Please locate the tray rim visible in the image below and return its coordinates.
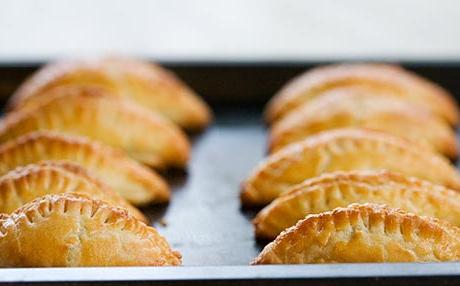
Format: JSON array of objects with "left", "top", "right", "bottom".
[{"left": 0, "top": 263, "right": 459, "bottom": 283}]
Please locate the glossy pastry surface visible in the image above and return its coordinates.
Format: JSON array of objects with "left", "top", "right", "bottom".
[
  {"left": 242, "top": 129, "right": 460, "bottom": 206},
  {"left": 254, "top": 170, "right": 460, "bottom": 239},
  {"left": 0, "top": 194, "right": 181, "bottom": 267},
  {"left": 8, "top": 57, "right": 212, "bottom": 130},
  {"left": 0, "top": 131, "right": 169, "bottom": 206},
  {"left": 0, "top": 161, "right": 146, "bottom": 222},
  {"left": 265, "top": 64, "right": 458, "bottom": 125},
  {"left": 0, "top": 86, "right": 190, "bottom": 168},
  {"left": 252, "top": 203, "right": 460, "bottom": 264},
  {"left": 269, "top": 88, "right": 457, "bottom": 158}
]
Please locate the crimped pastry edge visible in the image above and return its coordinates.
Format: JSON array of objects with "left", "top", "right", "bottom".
[
  {"left": 252, "top": 170, "right": 460, "bottom": 239},
  {"left": 8, "top": 57, "right": 213, "bottom": 131},
  {"left": 0, "top": 86, "right": 191, "bottom": 169},
  {"left": 0, "top": 193, "right": 181, "bottom": 266},
  {"left": 268, "top": 90, "right": 458, "bottom": 158},
  {"left": 0, "top": 131, "right": 171, "bottom": 206},
  {"left": 251, "top": 203, "right": 460, "bottom": 264},
  {"left": 0, "top": 160, "right": 147, "bottom": 222},
  {"left": 264, "top": 63, "right": 459, "bottom": 125},
  {"left": 241, "top": 128, "right": 460, "bottom": 206}
]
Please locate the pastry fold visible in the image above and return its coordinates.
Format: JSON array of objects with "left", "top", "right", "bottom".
[
  {"left": 254, "top": 170, "right": 460, "bottom": 239},
  {"left": 252, "top": 203, "right": 460, "bottom": 264},
  {"left": 265, "top": 64, "right": 459, "bottom": 125},
  {"left": 8, "top": 57, "right": 212, "bottom": 131},
  {"left": 0, "top": 194, "right": 181, "bottom": 266},
  {"left": 269, "top": 88, "right": 457, "bottom": 158},
  {"left": 241, "top": 129, "right": 460, "bottom": 206},
  {"left": 0, "top": 86, "right": 190, "bottom": 168},
  {"left": 0, "top": 131, "right": 169, "bottom": 206},
  {"left": 0, "top": 161, "right": 146, "bottom": 222}
]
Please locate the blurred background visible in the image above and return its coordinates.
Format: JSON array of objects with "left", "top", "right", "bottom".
[
  {"left": 1, "top": 0, "right": 459, "bottom": 63},
  {"left": 1, "top": 0, "right": 460, "bottom": 106}
]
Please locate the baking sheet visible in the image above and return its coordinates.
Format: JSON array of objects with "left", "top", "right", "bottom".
[
  {"left": 0, "top": 62, "right": 459, "bottom": 284},
  {"left": 150, "top": 107, "right": 265, "bottom": 265}
]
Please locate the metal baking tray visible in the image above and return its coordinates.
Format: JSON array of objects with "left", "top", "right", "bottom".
[{"left": 0, "top": 61, "right": 459, "bottom": 285}]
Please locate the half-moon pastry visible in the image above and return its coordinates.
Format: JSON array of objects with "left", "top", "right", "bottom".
[
  {"left": 265, "top": 64, "right": 459, "bottom": 125},
  {"left": 241, "top": 128, "right": 460, "bottom": 206},
  {"left": 8, "top": 57, "right": 212, "bottom": 131},
  {"left": 269, "top": 88, "right": 457, "bottom": 158},
  {"left": 252, "top": 204, "right": 460, "bottom": 264},
  {"left": 0, "top": 131, "right": 169, "bottom": 206},
  {"left": 254, "top": 170, "right": 460, "bottom": 239},
  {"left": 0, "top": 85, "right": 190, "bottom": 168},
  {"left": 0, "top": 161, "right": 146, "bottom": 222},
  {"left": 0, "top": 194, "right": 181, "bottom": 266}
]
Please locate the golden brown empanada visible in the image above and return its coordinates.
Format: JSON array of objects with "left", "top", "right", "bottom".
[
  {"left": 254, "top": 170, "right": 460, "bottom": 239},
  {"left": 0, "top": 85, "right": 190, "bottom": 168},
  {"left": 252, "top": 203, "right": 460, "bottom": 264},
  {"left": 241, "top": 128, "right": 460, "bottom": 206},
  {"left": 269, "top": 88, "right": 457, "bottom": 158},
  {"left": 0, "top": 194, "right": 181, "bottom": 266},
  {"left": 0, "top": 131, "right": 169, "bottom": 206},
  {"left": 265, "top": 64, "right": 459, "bottom": 125},
  {"left": 8, "top": 57, "right": 212, "bottom": 131},
  {"left": 0, "top": 161, "right": 146, "bottom": 222}
]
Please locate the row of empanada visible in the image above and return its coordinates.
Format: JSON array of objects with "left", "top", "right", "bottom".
[
  {"left": 3, "top": 57, "right": 213, "bottom": 169},
  {"left": 244, "top": 63, "right": 460, "bottom": 264},
  {"left": 0, "top": 157, "right": 180, "bottom": 266},
  {"left": 0, "top": 56, "right": 213, "bottom": 206},
  {"left": 266, "top": 64, "right": 459, "bottom": 158},
  {"left": 0, "top": 56, "right": 213, "bottom": 266}
]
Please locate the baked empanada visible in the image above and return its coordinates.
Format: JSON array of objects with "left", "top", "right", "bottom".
[
  {"left": 241, "top": 129, "right": 460, "bottom": 206},
  {"left": 0, "top": 161, "right": 146, "bottom": 222},
  {"left": 0, "top": 85, "right": 190, "bottom": 168},
  {"left": 269, "top": 88, "right": 457, "bottom": 158},
  {"left": 8, "top": 57, "right": 212, "bottom": 131},
  {"left": 265, "top": 64, "right": 458, "bottom": 125},
  {"left": 254, "top": 170, "right": 460, "bottom": 239},
  {"left": 0, "top": 194, "right": 181, "bottom": 266},
  {"left": 252, "top": 203, "right": 460, "bottom": 264},
  {"left": 0, "top": 131, "right": 169, "bottom": 206}
]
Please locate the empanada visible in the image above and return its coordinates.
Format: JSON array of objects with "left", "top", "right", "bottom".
[
  {"left": 8, "top": 57, "right": 212, "bottom": 131},
  {"left": 0, "top": 161, "right": 146, "bottom": 222},
  {"left": 269, "top": 88, "right": 457, "bottom": 158},
  {"left": 265, "top": 64, "right": 458, "bottom": 125},
  {"left": 254, "top": 170, "right": 460, "bottom": 239},
  {"left": 0, "top": 131, "right": 169, "bottom": 206},
  {"left": 241, "top": 129, "right": 460, "bottom": 206},
  {"left": 0, "top": 85, "right": 190, "bottom": 168},
  {"left": 252, "top": 203, "right": 460, "bottom": 264},
  {"left": 0, "top": 194, "right": 181, "bottom": 266}
]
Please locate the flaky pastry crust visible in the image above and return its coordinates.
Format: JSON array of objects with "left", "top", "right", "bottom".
[
  {"left": 0, "top": 86, "right": 190, "bottom": 168},
  {"left": 8, "top": 57, "right": 212, "bottom": 131},
  {"left": 265, "top": 64, "right": 458, "bottom": 125},
  {"left": 254, "top": 170, "right": 460, "bottom": 239},
  {"left": 0, "top": 131, "right": 169, "bottom": 206},
  {"left": 269, "top": 88, "right": 457, "bottom": 158},
  {"left": 252, "top": 203, "right": 460, "bottom": 264},
  {"left": 0, "top": 161, "right": 146, "bottom": 222},
  {"left": 241, "top": 129, "right": 460, "bottom": 206},
  {"left": 0, "top": 194, "right": 181, "bottom": 266}
]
